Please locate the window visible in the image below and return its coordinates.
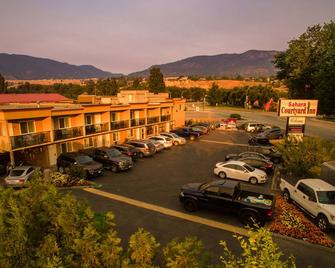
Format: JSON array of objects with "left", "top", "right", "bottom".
[
  {"left": 20, "top": 121, "right": 35, "bottom": 134},
  {"left": 234, "top": 165, "right": 246, "bottom": 172},
  {"left": 85, "top": 114, "right": 93, "bottom": 125},
  {"left": 111, "top": 112, "right": 118, "bottom": 121},
  {"left": 113, "top": 132, "right": 120, "bottom": 142},
  {"left": 224, "top": 164, "right": 235, "bottom": 169},
  {"left": 84, "top": 137, "right": 94, "bottom": 148},
  {"left": 59, "top": 142, "right": 73, "bottom": 153},
  {"left": 297, "top": 183, "right": 308, "bottom": 195},
  {"left": 59, "top": 117, "right": 70, "bottom": 129},
  {"left": 204, "top": 186, "right": 220, "bottom": 195}
]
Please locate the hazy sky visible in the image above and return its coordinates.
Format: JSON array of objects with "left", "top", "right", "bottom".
[{"left": 1, "top": 0, "right": 334, "bottom": 74}]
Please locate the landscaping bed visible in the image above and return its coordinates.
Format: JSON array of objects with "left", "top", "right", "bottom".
[{"left": 269, "top": 196, "right": 335, "bottom": 248}]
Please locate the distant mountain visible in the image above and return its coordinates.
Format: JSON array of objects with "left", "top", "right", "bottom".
[
  {"left": 0, "top": 53, "right": 122, "bottom": 79},
  {"left": 129, "top": 50, "right": 279, "bottom": 78}
]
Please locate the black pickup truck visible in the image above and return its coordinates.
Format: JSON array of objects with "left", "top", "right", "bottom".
[{"left": 179, "top": 179, "right": 275, "bottom": 226}]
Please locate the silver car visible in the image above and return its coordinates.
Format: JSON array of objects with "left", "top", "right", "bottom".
[
  {"left": 146, "top": 139, "right": 164, "bottom": 152},
  {"left": 149, "top": 135, "right": 173, "bottom": 149},
  {"left": 4, "top": 166, "right": 39, "bottom": 187},
  {"left": 160, "top": 132, "right": 186, "bottom": 145}
]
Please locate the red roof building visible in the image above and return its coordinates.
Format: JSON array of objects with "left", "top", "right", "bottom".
[{"left": 0, "top": 93, "right": 71, "bottom": 104}]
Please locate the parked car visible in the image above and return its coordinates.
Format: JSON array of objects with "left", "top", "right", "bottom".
[
  {"left": 126, "top": 140, "right": 156, "bottom": 158},
  {"left": 56, "top": 152, "right": 103, "bottom": 178},
  {"left": 244, "top": 122, "right": 264, "bottom": 133},
  {"left": 190, "top": 126, "right": 208, "bottom": 135},
  {"left": 194, "top": 122, "right": 215, "bottom": 130},
  {"left": 146, "top": 139, "right": 164, "bottom": 152},
  {"left": 256, "top": 127, "right": 285, "bottom": 139},
  {"left": 225, "top": 151, "right": 271, "bottom": 162},
  {"left": 149, "top": 135, "right": 173, "bottom": 149},
  {"left": 237, "top": 157, "right": 274, "bottom": 174},
  {"left": 249, "top": 146, "right": 282, "bottom": 164},
  {"left": 111, "top": 144, "right": 140, "bottom": 162},
  {"left": 0, "top": 150, "right": 10, "bottom": 175},
  {"left": 214, "top": 160, "right": 268, "bottom": 184},
  {"left": 255, "top": 124, "right": 272, "bottom": 133},
  {"left": 80, "top": 147, "right": 133, "bottom": 172},
  {"left": 280, "top": 178, "right": 335, "bottom": 231},
  {"left": 171, "top": 127, "right": 201, "bottom": 141},
  {"left": 4, "top": 166, "right": 40, "bottom": 187},
  {"left": 179, "top": 179, "right": 275, "bottom": 226},
  {"left": 248, "top": 136, "right": 273, "bottom": 146},
  {"left": 160, "top": 132, "right": 186, "bottom": 145}
]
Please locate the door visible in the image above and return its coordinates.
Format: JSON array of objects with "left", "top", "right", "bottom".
[
  {"left": 222, "top": 164, "right": 235, "bottom": 178},
  {"left": 233, "top": 164, "right": 249, "bottom": 181},
  {"left": 294, "top": 182, "right": 309, "bottom": 207},
  {"left": 200, "top": 186, "right": 221, "bottom": 209}
]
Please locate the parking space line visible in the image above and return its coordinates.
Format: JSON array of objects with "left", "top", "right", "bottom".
[
  {"left": 200, "top": 139, "right": 249, "bottom": 147},
  {"left": 83, "top": 188, "right": 249, "bottom": 236}
]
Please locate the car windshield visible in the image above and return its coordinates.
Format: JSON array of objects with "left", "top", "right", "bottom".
[
  {"left": 244, "top": 164, "right": 255, "bottom": 172},
  {"left": 75, "top": 155, "right": 93, "bottom": 165},
  {"left": 317, "top": 191, "right": 335, "bottom": 204},
  {"left": 9, "top": 169, "right": 25, "bottom": 176},
  {"left": 107, "top": 149, "right": 122, "bottom": 157}
]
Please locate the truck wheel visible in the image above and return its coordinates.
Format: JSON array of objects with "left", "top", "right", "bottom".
[
  {"left": 190, "top": 135, "right": 195, "bottom": 141},
  {"left": 183, "top": 199, "right": 198, "bottom": 212},
  {"left": 111, "top": 165, "right": 118, "bottom": 173},
  {"left": 218, "top": 171, "right": 226, "bottom": 179},
  {"left": 249, "top": 177, "right": 258, "bottom": 185},
  {"left": 283, "top": 190, "right": 291, "bottom": 202},
  {"left": 316, "top": 215, "right": 329, "bottom": 231},
  {"left": 241, "top": 211, "right": 260, "bottom": 227}
]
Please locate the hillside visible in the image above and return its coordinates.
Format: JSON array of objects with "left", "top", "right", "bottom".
[
  {"left": 0, "top": 53, "right": 122, "bottom": 79},
  {"left": 130, "top": 50, "right": 279, "bottom": 78}
]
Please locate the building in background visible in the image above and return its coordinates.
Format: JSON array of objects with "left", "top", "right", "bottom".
[{"left": 0, "top": 91, "right": 185, "bottom": 168}]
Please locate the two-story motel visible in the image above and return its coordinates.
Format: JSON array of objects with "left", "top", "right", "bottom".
[{"left": 0, "top": 90, "right": 185, "bottom": 168}]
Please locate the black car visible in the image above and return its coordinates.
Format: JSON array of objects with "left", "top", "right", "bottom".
[
  {"left": 248, "top": 136, "right": 273, "bottom": 146},
  {"left": 0, "top": 151, "right": 10, "bottom": 175},
  {"left": 111, "top": 144, "right": 140, "bottom": 162},
  {"left": 81, "top": 147, "right": 133, "bottom": 172},
  {"left": 248, "top": 146, "right": 282, "bottom": 164},
  {"left": 56, "top": 152, "right": 103, "bottom": 178},
  {"left": 179, "top": 180, "right": 275, "bottom": 226},
  {"left": 171, "top": 127, "right": 201, "bottom": 140},
  {"left": 225, "top": 151, "right": 271, "bottom": 162},
  {"left": 256, "top": 127, "right": 285, "bottom": 139},
  {"left": 238, "top": 157, "right": 274, "bottom": 174}
]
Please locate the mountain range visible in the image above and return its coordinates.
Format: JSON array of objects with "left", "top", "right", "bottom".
[
  {"left": 0, "top": 53, "right": 121, "bottom": 80},
  {"left": 0, "top": 50, "right": 279, "bottom": 80},
  {"left": 129, "top": 50, "right": 279, "bottom": 78}
]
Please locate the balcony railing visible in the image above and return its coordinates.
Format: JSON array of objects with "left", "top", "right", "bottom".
[
  {"left": 111, "top": 120, "right": 129, "bottom": 130},
  {"left": 147, "top": 116, "right": 160, "bottom": 124},
  {"left": 11, "top": 131, "right": 51, "bottom": 149},
  {"left": 161, "top": 115, "right": 171, "bottom": 122},
  {"left": 130, "top": 118, "right": 146, "bottom": 127},
  {"left": 85, "top": 123, "right": 109, "bottom": 135},
  {"left": 53, "top": 126, "right": 83, "bottom": 141}
]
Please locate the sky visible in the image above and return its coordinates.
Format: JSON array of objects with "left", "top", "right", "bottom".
[{"left": 1, "top": 0, "right": 334, "bottom": 74}]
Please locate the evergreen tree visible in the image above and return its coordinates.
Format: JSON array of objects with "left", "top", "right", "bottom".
[
  {"left": 0, "top": 73, "right": 6, "bottom": 92},
  {"left": 148, "top": 67, "right": 166, "bottom": 93}
]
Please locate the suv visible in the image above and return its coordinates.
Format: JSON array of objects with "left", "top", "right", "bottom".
[
  {"left": 256, "top": 127, "right": 284, "bottom": 139},
  {"left": 111, "top": 144, "right": 140, "bottom": 162},
  {"left": 171, "top": 127, "right": 201, "bottom": 140},
  {"left": 57, "top": 152, "right": 103, "bottom": 178},
  {"left": 126, "top": 140, "right": 156, "bottom": 158},
  {"left": 80, "top": 147, "right": 133, "bottom": 172},
  {"left": 245, "top": 123, "right": 263, "bottom": 133}
]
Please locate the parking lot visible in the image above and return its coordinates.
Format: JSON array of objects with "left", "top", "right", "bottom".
[{"left": 68, "top": 130, "right": 335, "bottom": 267}]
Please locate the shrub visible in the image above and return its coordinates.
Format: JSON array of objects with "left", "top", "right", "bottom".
[
  {"left": 229, "top": 113, "right": 242, "bottom": 120},
  {"left": 68, "top": 164, "right": 87, "bottom": 180},
  {"left": 49, "top": 170, "right": 88, "bottom": 187}
]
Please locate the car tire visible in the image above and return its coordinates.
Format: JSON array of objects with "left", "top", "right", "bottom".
[
  {"left": 183, "top": 199, "right": 198, "bottom": 212},
  {"left": 241, "top": 211, "right": 260, "bottom": 227},
  {"left": 249, "top": 177, "right": 258, "bottom": 185},
  {"left": 173, "top": 141, "right": 179, "bottom": 146},
  {"left": 190, "top": 135, "right": 195, "bottom": 141},
  {"left": 111, "top": 165, "right": 118, "bottom": 173},
  {"left": 316, "top": 214, "right": 329, "bottom": 231},
  {"left": 283, "top": 189, "right": 291, "bottom": 202},
  {"left": 218, "top": 171, "right": 226, "bottom": 179},
  {"left": 139, "top": 152, "right": 144, "bottom": 158}
]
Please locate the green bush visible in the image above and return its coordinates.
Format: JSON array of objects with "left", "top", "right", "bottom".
[
  {"left": 229, "top": 113, "right": 242, "bottom": 120},
  {"left": 68, "top": 164, "right": 87, "bottom": 180}
]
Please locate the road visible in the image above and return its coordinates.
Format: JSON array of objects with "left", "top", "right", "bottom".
[{"left": 186, "top": 107, "right": 335, "bottom": 140}]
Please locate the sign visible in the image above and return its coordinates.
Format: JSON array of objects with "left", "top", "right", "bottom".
[
  {"left": 288, "top": 117, "right": 306, "bottom": 125},
  {"left": 278, "top": 99, "right": 318, "bottom": 117}
]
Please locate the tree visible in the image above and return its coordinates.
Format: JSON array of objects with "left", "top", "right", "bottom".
[
  {"left": 274, "top": 21, "right": 335, "bottom": 115},
  {"left": 148, "top": 67, "right": 166, "bottom": 93},
  {"left": 0, "top": 73, "right": 7, "bottom": 92},
  {"left": 206, "top": 83, "right": 222, "bottom": 106}
]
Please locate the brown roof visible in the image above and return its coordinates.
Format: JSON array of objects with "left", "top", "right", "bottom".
[{"left": 0, "top": 93, "right": 70, "bottom": 104}]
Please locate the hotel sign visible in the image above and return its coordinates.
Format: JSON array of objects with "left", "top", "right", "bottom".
[{"left": 278, "top": 99, "right": 318, "bottom": 117}]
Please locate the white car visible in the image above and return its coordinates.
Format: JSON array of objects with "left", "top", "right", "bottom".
[
  {"left": 160, "top": 132, "right": 186, "bottom": 145},
  {"left": 149, "top": 135, "right": 173, "bottom": 149},
  {"left": 214, "top": 160, "right": 267, "bottom": 184}
]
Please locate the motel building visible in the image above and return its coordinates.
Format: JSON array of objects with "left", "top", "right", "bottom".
[{"left": 0, "top": 90, "right": 185, "bottom": 168}]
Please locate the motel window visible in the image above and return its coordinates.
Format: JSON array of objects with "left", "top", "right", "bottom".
[
  {"left": 111, "top": 112, "right": 118, "bottom": 122},
  {"left": 59, "top": 142, "right": 73, "bottom": 153},
  {"left": 20, "top": 120, "right": 35, "bottom": 134},
  {"left": 113, "top": 132, "right": 120, "bottom": 143},
  {"left": 59, "top": 117, "right": 70, "bottom": 129},
  {"left": 85, "top": 114, "right": 94, "bottom": 125},
  {"left": 84, "top": 137, "right": 94, "bottom": 148}
]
